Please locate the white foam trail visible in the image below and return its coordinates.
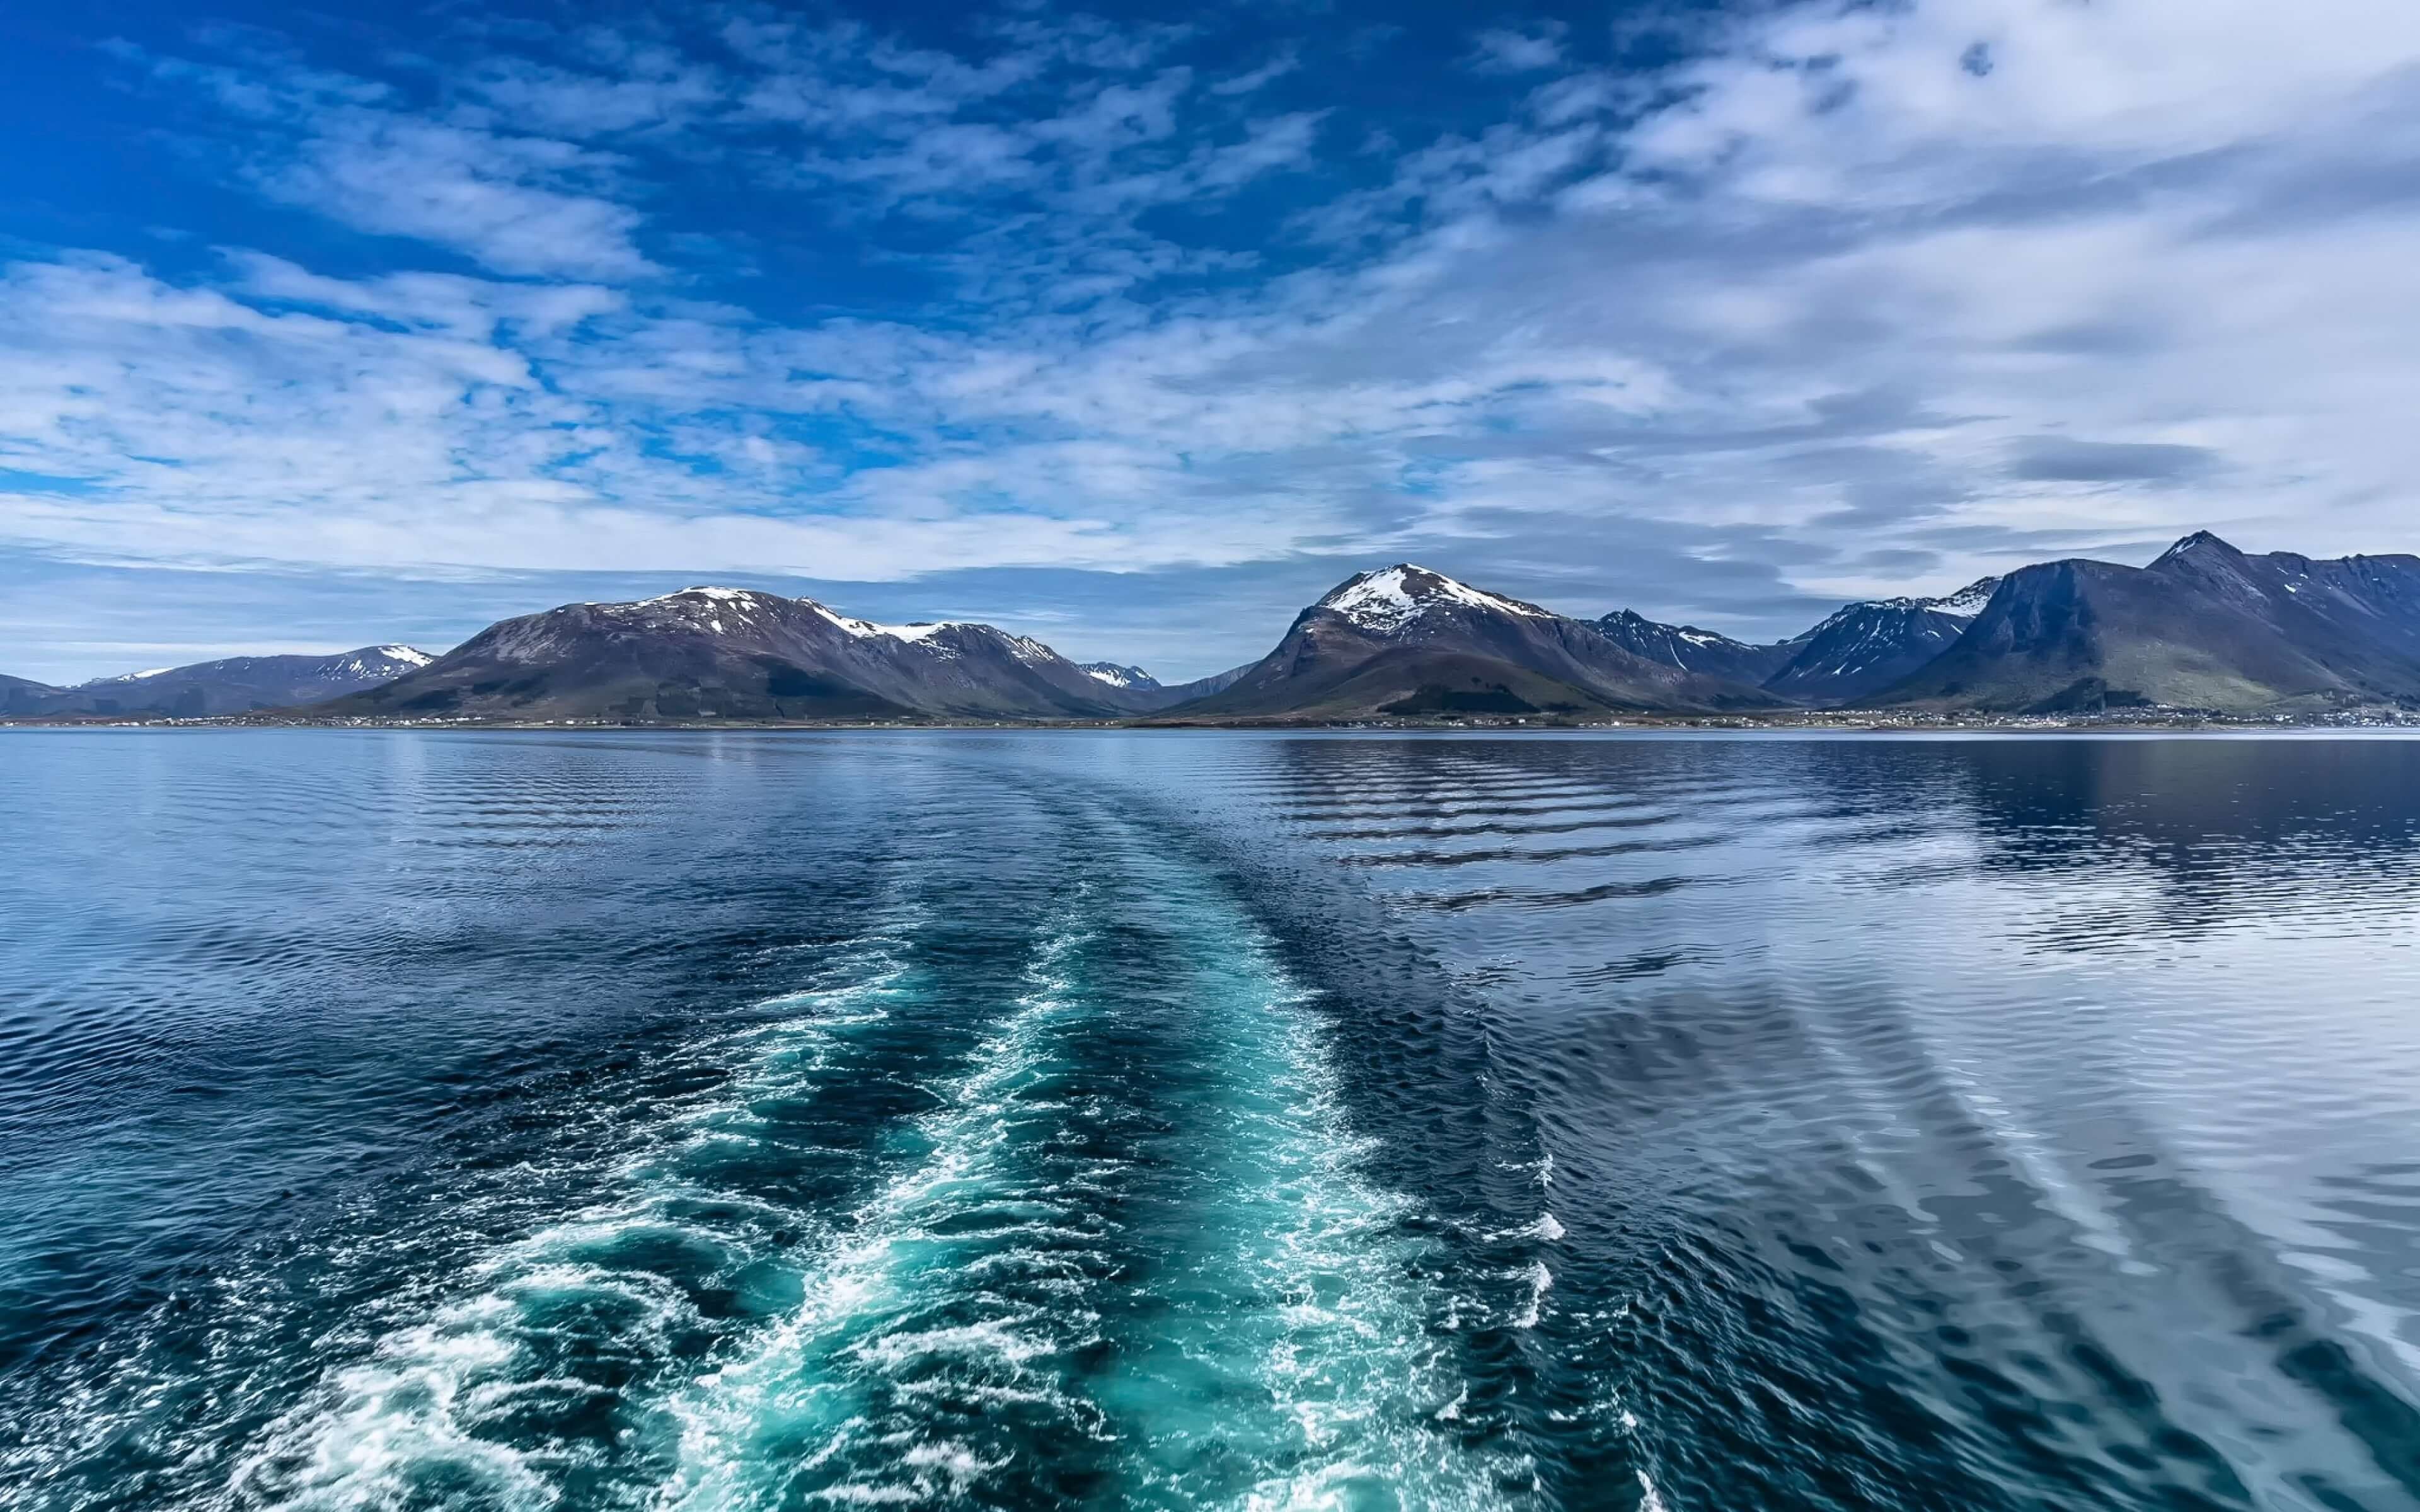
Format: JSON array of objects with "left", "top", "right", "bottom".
[
  {"left": 1489, "top": 1212, "right": 1566, "bottom": 1244},
  {"left": 660, "top": 856, "right": 1530, "bottom": 1511},
  {"left": 659, "top": 919, "right": 1095, "bottom": 1511},
  {"left": 1102, "top": 908, "right": 1528, "bottom": 1510},
  {"left": 228, "top": 923, "right": 923, "bottom": 1511},
  {"left": 1512, "top": 1261, "right": 1554, "bottom": 1329}
]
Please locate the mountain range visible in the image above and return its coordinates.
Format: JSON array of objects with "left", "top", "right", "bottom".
[
  {"left": 311, "top": 588, "right": 1239, "bottom": 723},
  {"left": 1591, "top": 577, "right": 2000, "bottom": 707},
  {"left": 9, "top": 533, "right": 2420, "bottom": 724},
  {"left": 1889, "top": 532, "right": 2420, "bottom": 712},
  {"left": 1, "top": 646, "right": 435, "bottom": 718},
  {"left": 1177, "top": 565, "right": 1777, "bottom": 719}
]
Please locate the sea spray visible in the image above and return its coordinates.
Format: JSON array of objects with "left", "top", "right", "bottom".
[{"left": 227, "top": 915, "right": 936, "bottom": 1510}]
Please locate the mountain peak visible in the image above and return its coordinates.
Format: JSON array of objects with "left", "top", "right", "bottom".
[
  {"left": 1928, "top": 577, "right": 2001, "bottom": 619},
  {"left": 1317, "top": 564, "right": 1552, "bottom": 634},
  {"left": 642, "top": 585, "right": 776, "bottom": 606},
  {"left": 1079, "top": 662, "right": 1158, "bottom": 690},
  {"left": 2153, "top": 530, "right": 2244, "bottom": 566},
  {"left": 806, "top": 602, "right": 955, "bottom": 644},
  {"left": 1597, "top": 608, "right": 1756, "bottom": 650}
]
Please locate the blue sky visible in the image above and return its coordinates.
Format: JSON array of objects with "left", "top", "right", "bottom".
[{"left": 4, "top": 0, "right": 2419, "bottom": 682}]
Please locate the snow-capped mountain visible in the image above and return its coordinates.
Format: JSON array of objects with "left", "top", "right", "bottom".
[
  {"left": 1760, "top": 578, "right": 2001, "bottom": 705},
  {"left": 319, "top": 587, "right": 1174, "bottom": 722},
  {"left": 1070, "top": 660, "right": 1264, "bottom": 710},
  {"left": 1317, "top": 564, "right": 1554, "bottom": 635},
  {"left": 323, "top": 646, "right": 436, "bottom": 681},
  {"left": 1589, "top": 609, "right": 1796, "bottom": 687},
  {"left": 24, "top": 534, "right": 2420, "bottom": 725},
  {"left": 1170, "top": 564, "right": 1783, "bottom": 719},
  {"left": 8, "top": 645, "right": 441, "bottom": 718},
  {"left": 1078, "top": 662, "right": 1159, "bottom": 691},
  {"left": 1589, "top": 581, "right": 1999, "bottom": 707}
]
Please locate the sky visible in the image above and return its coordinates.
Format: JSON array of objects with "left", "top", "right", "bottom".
[{"left": 3, "top": 0, "right": 2419, "bottom": 682}]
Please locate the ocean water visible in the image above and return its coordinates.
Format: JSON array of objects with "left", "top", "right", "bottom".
[{"left": 4, "top": 731, "right": 2420, "bottom": 1511}]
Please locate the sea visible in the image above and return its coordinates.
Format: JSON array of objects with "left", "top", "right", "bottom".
[{"left": 4, "top": 728, "right": 2420, "bottom": 1511}]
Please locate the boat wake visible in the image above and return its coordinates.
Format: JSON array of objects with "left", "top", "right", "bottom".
[{"left": 182, "top": 820, "right": 1521, "bottom": 1511}]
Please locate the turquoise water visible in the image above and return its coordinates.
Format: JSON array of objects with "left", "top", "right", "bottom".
[{"left": 7, "top": 730, "right": 2420, "bottom": 1509}]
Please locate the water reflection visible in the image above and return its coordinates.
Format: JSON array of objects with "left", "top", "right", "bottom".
[{"left": 4, "top": 730, "right": 2419, "bottom": 1511}]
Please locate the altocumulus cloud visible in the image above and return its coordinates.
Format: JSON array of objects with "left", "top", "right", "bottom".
[{"left": 3, "top": 0, "right": 2420, "bottom": 678}]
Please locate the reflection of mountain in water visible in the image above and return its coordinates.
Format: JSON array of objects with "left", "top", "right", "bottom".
[
  {"left": 1937, "top": 737, "right": 2420, "bottom": 946},
  {"left": 1168, "top": 731, "right": 2420, "bottom": 1511}
]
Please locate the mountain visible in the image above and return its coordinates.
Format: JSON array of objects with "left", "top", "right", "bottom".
[
  {"left": 1590, "top": 579, "right": 1998, "bottom": 707},
  {"left": 1760, "top": 578, "right": 2000, "bottom": 706},
  {"left": 21, "top": 534, "right": 2420, "bottom": 727},
  {"left": 315, "top": 587, "right": 1172, "bottom": 722},
  {"left": 1, "top": 672, "right": 65, "bottom": 716},
  {"left": 1589, "top": 610, "right": 1795, "bottom": 686},
  {"left": 9, "top": 646, "right": 436, "bottom": 718},
  {"left": 1881, "top": 534, "right": 2420, "bottom": 712},
  {"left": 1073, "top": 660, "right": 1258, "bottom": 711},
  {"left": 1163, "top": 663, "right": 1254, "bottom": 702},
  {"left": 1078, "top": 662, "right": 1158, "bottom": 692},
  {"left": 1168, "top": 564, "right": 1782, "bottom": 720}
]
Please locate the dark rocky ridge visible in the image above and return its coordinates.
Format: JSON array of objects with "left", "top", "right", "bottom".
[
  {"left": 1882, "top": 534, "right": 2420, "bottom": 712},
  {"left": 1589, "top": 610, "right": 1794, "bottom": 687},
  {"left": 318, "top": 588, "right": 1173, "bottom": 722},
  {"left": 5, "top": 647, "right": 435, "bottom": 718},
  {"left": 1, "top": 672, "right": 65, "bottom": 716},
  {"left": 16, "top": 534, "right": 2420, "bottom": 726},
  {"left": 1761, "top": 579, "right": 1999, "bottom": 705},
  {"left": 1594, "top": 580, "right": 1998, "bottom": 708},
  {"left": 1172, "top": 565, "right": 1783, "bottom": 720}
]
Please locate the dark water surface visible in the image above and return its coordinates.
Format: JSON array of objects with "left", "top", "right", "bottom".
[{"left": 5, "top": 730, "right": 2420, "bottom": 1511}]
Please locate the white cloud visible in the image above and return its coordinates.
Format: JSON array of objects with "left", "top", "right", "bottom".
[
  {"left": 1469, "top": 25, "right": 1567, "bottom": 74},
  {"left": 124, "top": 39, "right": 664, "bottom": 282},
  {"left": 263, "top": 115, "right": 659, "bottom": 281},
  {"left": 0, "top": 253, "right": 1362, "bottom": 583},
  {"left": 1208, "top": 50, "right": 1298, "bottom": 96},
  {"left": 14, "top": 0, "right": 2420, "bottom": 646},
  {"left": 451, "top": 51, "right": 723, "bottom": 136}
]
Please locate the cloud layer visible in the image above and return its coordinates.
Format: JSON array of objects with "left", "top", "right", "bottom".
[{"left": 4, "top": 0, "right": 2420, "bottom": 679}]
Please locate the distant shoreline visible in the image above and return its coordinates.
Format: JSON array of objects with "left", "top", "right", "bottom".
[{"left": 8, "top": 710, "right": 2420, "bottom": 735}]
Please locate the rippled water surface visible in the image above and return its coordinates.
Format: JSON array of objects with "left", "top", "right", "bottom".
[{"left": 6, "top": 729, "right": 2420, "bottom": 1511}]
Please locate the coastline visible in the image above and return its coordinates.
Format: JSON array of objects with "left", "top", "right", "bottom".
[{"left": 8, "top": 708, "right": 2420, "bottom": 735}]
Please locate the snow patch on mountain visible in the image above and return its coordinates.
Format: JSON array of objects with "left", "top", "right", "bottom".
[
  {"left": 638, "top": 587, "right": 771, "bottom": 611},
  {"left": 1779, "top": 578, "right": 2003, "bottom": 684},
  {"left": 321, "top": 646, "right": 439, "bottom": 680},
  {"left": 809, "top": 603, "right": 954, "bottom": 644},
  {"left": 1003, "top": 633, "right": 1055, "bottom": 666},
  {"left": 1929, "top": 578, "right": 2001, "bottom": 619},
  {"left": 1321, "top": 564, "right": 1550, "bottom": 634},
  {"left": 594, "top": 587, "right": 783, "bottom": 638},
  {"left": 1080, "top": 663, "right": 1155, "bottom": 689}
]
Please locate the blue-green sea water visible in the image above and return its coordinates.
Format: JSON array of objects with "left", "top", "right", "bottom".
[{"left": 6, "top": 730, "right": 2420, "bottom": 1510}]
